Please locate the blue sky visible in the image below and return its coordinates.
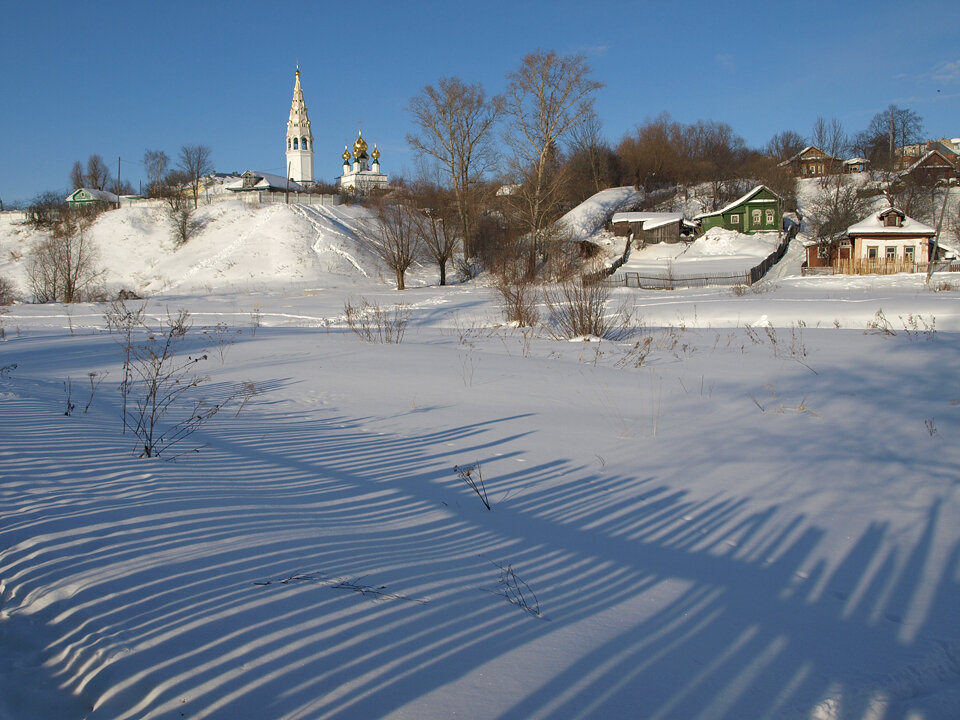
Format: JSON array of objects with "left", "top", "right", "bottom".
[{"left": 2, "top": 0, "right": 958, "bottom": 204}]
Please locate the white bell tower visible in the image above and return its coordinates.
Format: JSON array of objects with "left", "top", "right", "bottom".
[{"left": 285, "top": 65, "right": 314, "bottom": 185}]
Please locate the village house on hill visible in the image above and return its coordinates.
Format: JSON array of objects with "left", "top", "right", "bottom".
[
  {"left": 898, "top": 148, "right": 959, "bottom": 185},
  {"left": 66, "top": 188, "right": 119, "bottom": 209},
  {"left": 803, "top": 207, "right": 937, "bottom": 275},
  {"left": 611, "top": 212, "right": 696, "bottom": 246},
  {"left": 779, "top": 146, "right": 841, "bottom": 178},
  {"left": 694, "top": 185, "right": 783, "bottom": 234}
]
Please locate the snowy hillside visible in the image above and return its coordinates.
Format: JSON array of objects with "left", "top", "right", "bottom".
[{"left": 0, "top": 201, "right": 413, "bottom": 299}]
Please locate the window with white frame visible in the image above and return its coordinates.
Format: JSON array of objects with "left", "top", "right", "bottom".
[
  {"left": 752, "top": 209, "right": 761, "bottom": 225},
  {"left": 904, "top": 246, "right": 915, "bottom": 263},
  {"left": 885, "top": 246, "right": 896, "bottom": 260},
  {"left": 765, "top": 209, "right": 774, "bottom": 225},
  {"left": 731, "top": 214, "right": 740, "bottom": 224}
]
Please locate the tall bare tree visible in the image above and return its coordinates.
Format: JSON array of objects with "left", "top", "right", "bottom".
[
  {"left": 765, "top": 130, "right": 806, "bottom": 161},
  {"left": 143, "top": 149, "right": 170, "bottom": 197},
  {"left": 178, "top": 144, "right": 213, "bottom": 209},
  {"left": 86, "top": 154, "right": 112, "bottom": 191},
  {"left": 362, "top": 196, "right": 423, "bottom": 290},
  {"left": 407, "top": 77, "right": 500, "bottom": 260},
  {"left": 410, "top": 182, "right": 460, "bottom": 286},
  {"left": 28, "top": 208, "right": 103, "bottom": 303},
  {"left": 70, "top": 161, "right": 85, "bottom": 190},
  {"left": 502, "top": 50, "right": 603, "bottom": 275},
  {"left": 855, "top": 105, "right": 924, "bottom": 169}
]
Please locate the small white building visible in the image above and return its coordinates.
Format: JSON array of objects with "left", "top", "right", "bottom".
[
  {"left": 225, "top": 171, "right": 307, "bottom": 194},
  {"left": 846, "top": 207, "right": 935, "bottom": 268},
  {"left": 337, "top": 129, "right": 388, "bottom": 195}
]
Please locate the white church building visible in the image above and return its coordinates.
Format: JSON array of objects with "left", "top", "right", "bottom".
[
  {"left": 285, "top": 66, "right": 314, "bottom": 185},
  {"left": 283, "top": 67, "right": 388, "bottom": 194}
]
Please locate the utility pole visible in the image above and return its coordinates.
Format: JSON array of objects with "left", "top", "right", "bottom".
[{"left": 117, "top": 156, "right": 122, "bottom": 209}]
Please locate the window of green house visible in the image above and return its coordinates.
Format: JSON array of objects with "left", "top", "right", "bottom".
[
  {"left": 731, "top": 214, "right": 739, "bottom": 224},
  {"left": 765, "top": 209, "right": 774, "bottom": 225},
  {"left": 752, "top": 209, "right": 761, "bottom": 225}
]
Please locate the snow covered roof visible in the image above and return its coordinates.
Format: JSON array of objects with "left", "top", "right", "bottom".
[
  {"left": 67, "top": 188, "right": 119, "bottom": 203},
  {"left": 847, "top": 208, "right": 935, "bottom": 236},
  {"left": 843, "top": 157, "right": 869, "bottom": 165},
  {"left": 693, "top": 185, "right": 780, "bottom": 220},
  {"left": 778, "top": 146, "right": 835, "bottom": 166},
  {"left": 225, "top": 171, "right": 307, "bottom": 193},
  {"left": 611, "top": 212, "right": 684, "bottom": 230}
]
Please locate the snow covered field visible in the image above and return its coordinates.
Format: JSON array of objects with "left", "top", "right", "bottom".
[{"left": 1, "top": 198, "right": 959, "bottom": 719}]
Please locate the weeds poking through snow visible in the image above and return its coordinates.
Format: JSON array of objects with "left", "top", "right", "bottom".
[
  {"left": 84, "top": 371, "right": 106, "bottom": 413},
  {"left": 925, "top": 418, "right": 938, "bottom": 437},
  {"left": 453, "top": 462, "right": 491, "bottom": 510},
  {"left": 865, "top": 309, "right": 896, "bottom": 336},
  {"left": 63, "top": 378, "right": 75, "bottom": 416},
  {"left": 250, "top": 306, "right": 263, "bottom": 336},
  {"left": 344, "top": 296, "right": 411, "bottom": 343},
  {"left": 484, "top": 559, "right": 542, "bottom": 618},
  {"left": 900, "top": 314, "right": 936, "bottom": 342},
  {"left": 751, "top": 385, "right": 819, "bottom": 416},
  {"left": 201, "top": 321, "right": 239, "bottom": 365},
  {"left": 253, "top": 571, "right": 428, "bottom": 604}
]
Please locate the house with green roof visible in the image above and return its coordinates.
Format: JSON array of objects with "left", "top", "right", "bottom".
[{"left": 694, "top": 185, "right": 783, "bottom": 234}]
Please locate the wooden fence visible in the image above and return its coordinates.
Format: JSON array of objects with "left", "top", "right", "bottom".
[
  {"left": 802, "top": 259, "right": 960, "bottom": 276},
  {"left": 605, "top": 224, "right": 796, "bottom": 290}
]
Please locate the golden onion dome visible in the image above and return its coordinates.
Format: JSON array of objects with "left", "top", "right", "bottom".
[
  {"left": 353, "top": 131, "right": 368, "bottom": 158},
  {"left": 371, "top": 144, "right": 380, "bottom": 161},
  {"left": 342, "top": 145, "right": 351, "bottom": 162}
]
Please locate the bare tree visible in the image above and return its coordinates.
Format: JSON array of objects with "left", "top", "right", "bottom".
[
  {"left": 407, "top": 77, "right": 500, "bottom": 260},
  {"left": 410, "top": 182, "right": 459, "bottom": 286},
  {"left": 160, "top": 170, "right": 199, "bottom": 246},
  {"left": 617, "top": 113, "right": 681, "bottom": 191},
  {"left": 28, "top": 208, "right": 103, "bottom": 303},
  {"left": 70, "top": 161, "right": 85, "bottom": 190},
  {"left": 765, "top": 130, "right": 806, "bottom": 161},
  {"left": 502, "top": 50, "right": 603, "bottom": 275},
  {"left": 143, "top": 149, "right": 170, "bottom": 197},
  {"left": 564, "top": 113, "right": 618, "bottom": 202},
  {"left": 812, "top": 117, "right": 848, "bottom": 163},
  {"left": 362, "top": 196, "right": 423, "bottom": 290},
  {"left": 178, "top": 144, "right": 213, "bottom": 209},
  {"left": 855, "top": 105, "right": 924, "bottom": 169},
  {"left": 86, "top": 154, "right": 112, "bottom": 191},
  {"left": 807, "top": 180, "right": 871, "bottom": 258}
]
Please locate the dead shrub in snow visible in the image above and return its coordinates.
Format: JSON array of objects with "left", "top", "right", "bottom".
[
  {"left": 0, "top": 276, "right": 18, "bottom": 305},
  {"left": 544, "top": 277, "right": 634, "bottom": 340},
  {"left": 453, "top": 462, "right": 491, "bottom": 510},
  {"left": 493, "top": 257, "right": 540, "bottom": 327},
  {"left": 343, "top": 296, "right": 411, "bottom": 343},
  {"left": 485, "top": 559, "right": 542, "bottom": 617},
  {"left": 865, "top": 308, "right": 896, "bottom": 336},
  {"left": 128, "top": 309, "right": 247, "bottom": 458},
  {"left": 28, "top": 210, "right": 104, "bottom": 303}
]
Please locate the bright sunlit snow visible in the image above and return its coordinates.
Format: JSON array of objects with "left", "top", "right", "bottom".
[{"left": 1, "top": 191, "right": 959, "bottom": 720}]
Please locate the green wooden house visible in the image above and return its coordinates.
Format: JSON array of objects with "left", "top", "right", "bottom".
[
  {"left": 66, "top": 188, "right": 119, "bottom": 209},
  {"left": 695, "top": 185, "right": 783, "bottom": 234}
]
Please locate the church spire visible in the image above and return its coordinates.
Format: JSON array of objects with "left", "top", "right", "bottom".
[{"left": 285, "top": 66, "right": 314, "bottom": 184}]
